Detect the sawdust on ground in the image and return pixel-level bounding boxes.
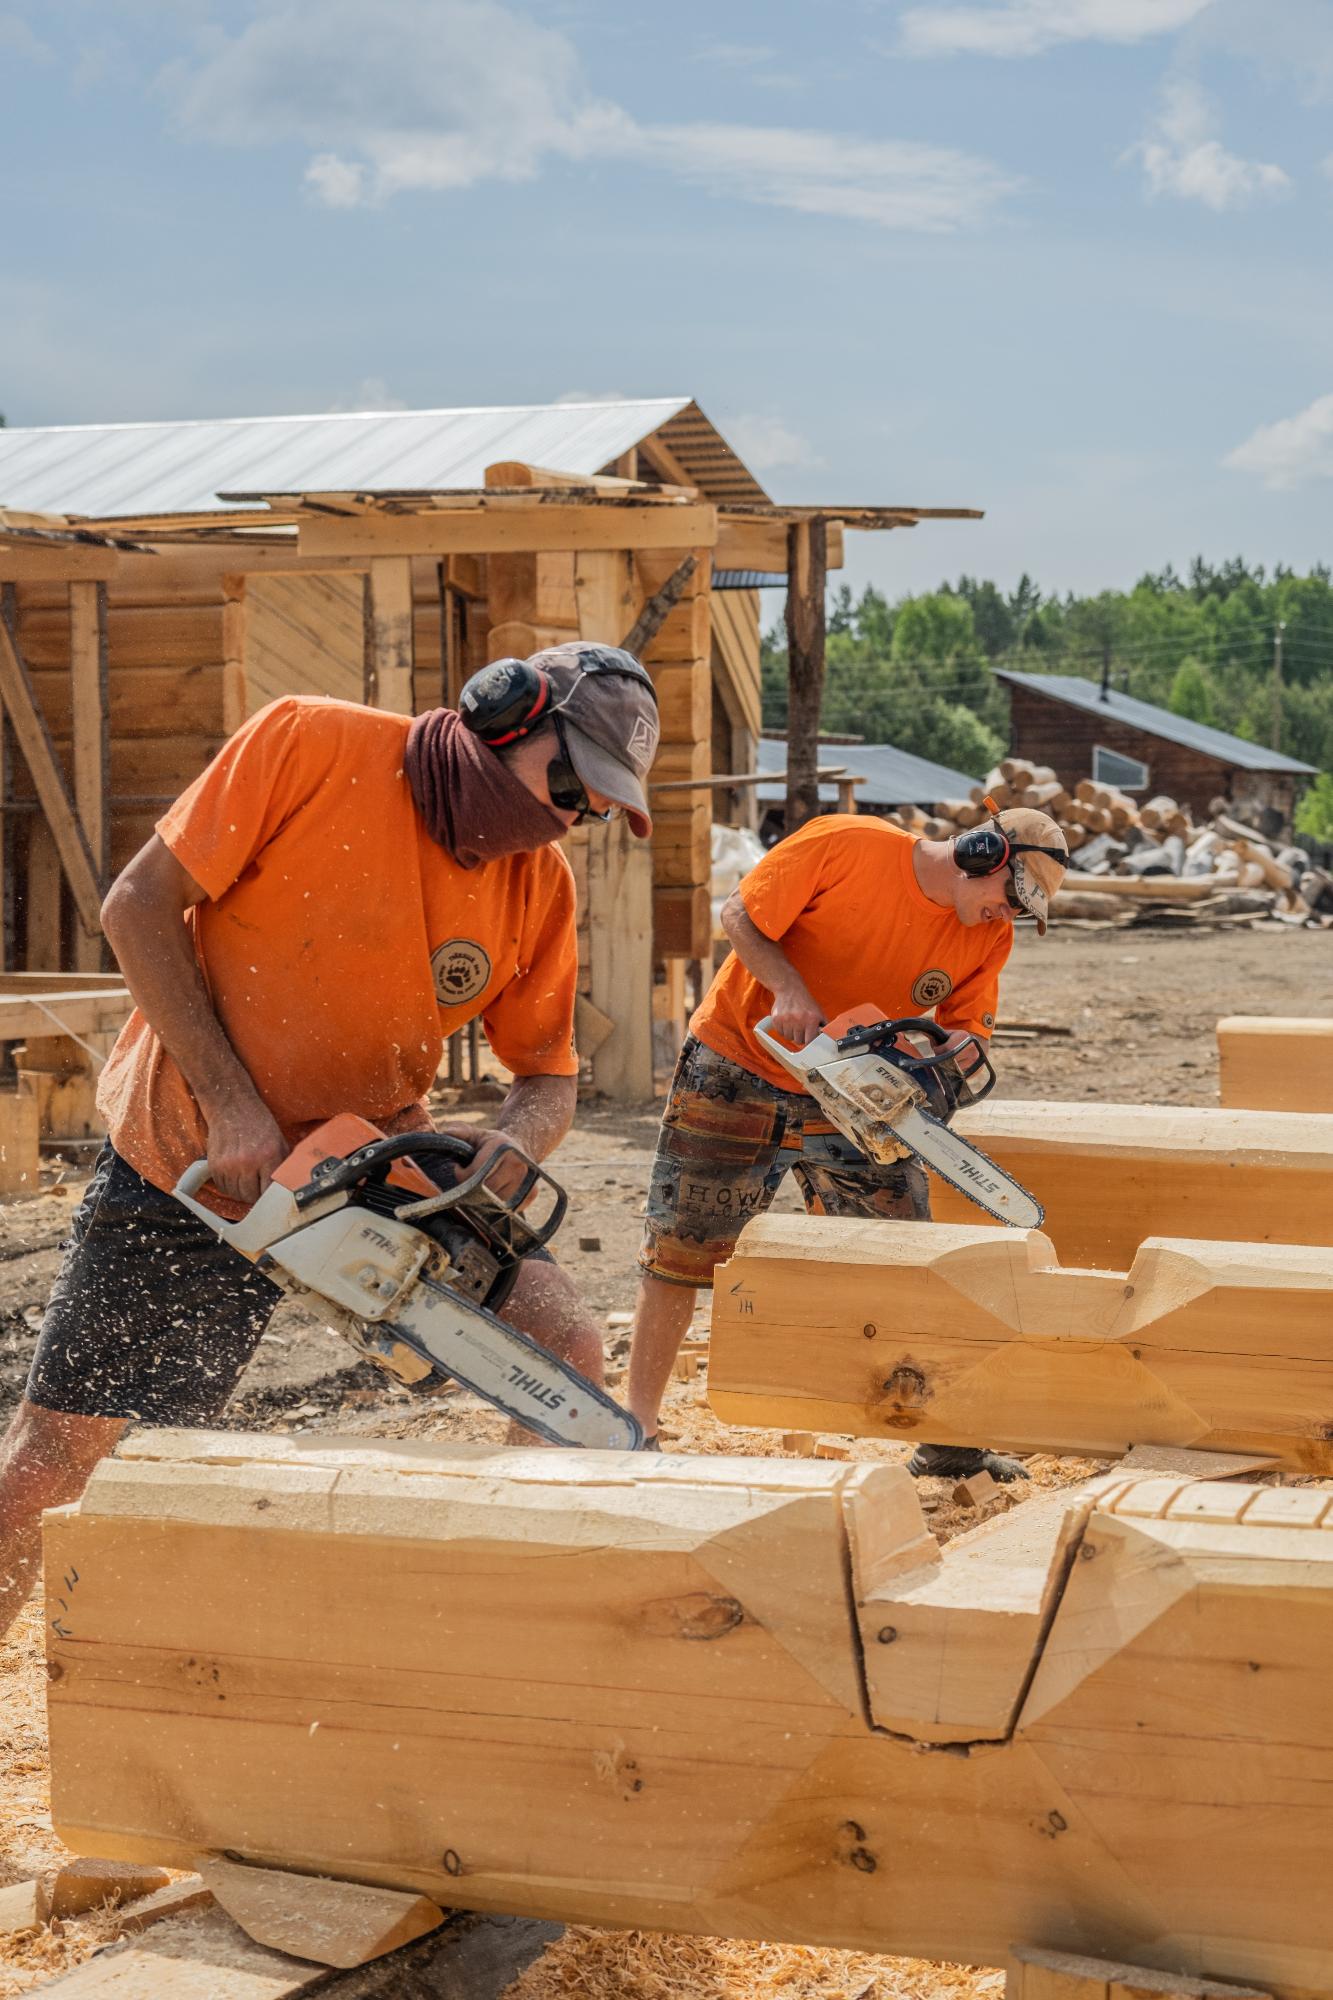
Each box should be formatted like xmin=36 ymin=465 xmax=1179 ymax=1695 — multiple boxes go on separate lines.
xmin=2 ymin=926 xmax=1332 ymax=1994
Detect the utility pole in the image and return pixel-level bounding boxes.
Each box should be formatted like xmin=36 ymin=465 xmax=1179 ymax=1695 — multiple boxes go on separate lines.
xmin=1271 ymin=619 xmax=1286 ymax=753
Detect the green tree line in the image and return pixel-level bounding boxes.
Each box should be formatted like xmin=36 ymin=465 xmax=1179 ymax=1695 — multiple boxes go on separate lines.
xmin=760 ymin=559 xmax=1333 ymax=837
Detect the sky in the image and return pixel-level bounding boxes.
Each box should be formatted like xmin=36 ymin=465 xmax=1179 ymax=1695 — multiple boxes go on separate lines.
xmin=2 ymin=0 xmax=1331 ymax=602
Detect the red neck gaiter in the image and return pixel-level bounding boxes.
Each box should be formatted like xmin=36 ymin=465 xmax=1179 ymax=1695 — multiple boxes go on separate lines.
xmin=404 ymin=707 xmax=568 ymax=870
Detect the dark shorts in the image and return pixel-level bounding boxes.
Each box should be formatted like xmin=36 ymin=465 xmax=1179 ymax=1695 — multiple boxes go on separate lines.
xmin=639 ymin=1036 xmax=930 ymax=1289
xmin=26 ymin=1142 xmax=283 ymax=1423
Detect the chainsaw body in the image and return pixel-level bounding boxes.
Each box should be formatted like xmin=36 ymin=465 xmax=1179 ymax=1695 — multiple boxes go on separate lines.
xmin=175 ymin=1116 xmax=643 ymax=1450
xmin=753 ymin=1006 xmax=1043 ymax=1229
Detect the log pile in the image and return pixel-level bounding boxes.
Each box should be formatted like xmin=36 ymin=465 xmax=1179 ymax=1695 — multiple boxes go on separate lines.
xmin=883 ymin=759 xmax=1332 ymax=931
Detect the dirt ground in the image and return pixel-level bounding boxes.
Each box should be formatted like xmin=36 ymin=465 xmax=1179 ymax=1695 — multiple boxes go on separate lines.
xmin=2 ymin=926 xmax=1332 ymax=1996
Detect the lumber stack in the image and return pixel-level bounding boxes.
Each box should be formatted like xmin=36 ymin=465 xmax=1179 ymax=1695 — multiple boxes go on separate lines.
xmin=927 ymin=1100 xmax=1333 ymax=1267
xmin=44 ymin=1430 xmax=1333 ymax=1996
xmin=1218 ymin=1015 xmax=1333 ymax=1115
xmin=882 ymin=763 xmax=1328 ymax=931
xmin=708 ymin=1215 xmax=1333 ymax=1467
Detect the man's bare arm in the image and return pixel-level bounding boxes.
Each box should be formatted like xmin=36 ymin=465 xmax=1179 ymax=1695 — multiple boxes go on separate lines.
xmin=439 ymin=1073 xmax=576 ymax=1200
xmin=100 ymin=835 xmax=286 ymax=1204
xmin=720 ymin=888 xmax=824 ymax=1045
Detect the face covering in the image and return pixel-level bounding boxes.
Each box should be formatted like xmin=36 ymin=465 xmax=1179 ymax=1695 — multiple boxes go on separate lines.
xmin=404 ymin=707 xmax=568 ymax=869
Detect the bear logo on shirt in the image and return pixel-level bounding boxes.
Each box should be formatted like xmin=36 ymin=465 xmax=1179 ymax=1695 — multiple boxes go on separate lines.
xmin=911 ymin=968 xmax=953 ymax=1007
xmin=431 ymin=939 xmax=492 ymax=1007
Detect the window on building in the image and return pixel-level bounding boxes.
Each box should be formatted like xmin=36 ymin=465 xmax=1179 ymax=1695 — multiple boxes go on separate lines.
xmin=1092 ymin=744 xmax=1149 ymax=793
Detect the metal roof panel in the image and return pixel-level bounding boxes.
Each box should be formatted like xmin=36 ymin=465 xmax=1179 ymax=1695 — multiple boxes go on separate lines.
xmin=755 ymin=737 xmax=978 ymax=806
xmin=0 ymin=399 xmax=698 ymax=519
xmin=995 ymin=669 xmax=1317 ymax=775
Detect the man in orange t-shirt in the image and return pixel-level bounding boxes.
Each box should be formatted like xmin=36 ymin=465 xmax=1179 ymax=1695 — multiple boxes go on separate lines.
xmin=628 ymin=807 xmax=1068 ymax=1479
xmin=0 ymin=644 xmax=659 ymax=1640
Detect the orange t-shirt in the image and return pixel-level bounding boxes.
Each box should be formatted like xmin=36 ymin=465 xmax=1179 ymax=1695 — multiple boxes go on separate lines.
xmin=98 ymin=696 xmax=579 ymax=1211
xmin=691 ymin=814 xmax=1012 ymax=1092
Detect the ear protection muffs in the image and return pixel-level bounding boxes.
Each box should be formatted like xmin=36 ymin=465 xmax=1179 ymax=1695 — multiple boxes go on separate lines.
xmin=457 ymin=646 xmax=658 ymax=749
xmin=952 ymin=796 xmax=1069 ymax=878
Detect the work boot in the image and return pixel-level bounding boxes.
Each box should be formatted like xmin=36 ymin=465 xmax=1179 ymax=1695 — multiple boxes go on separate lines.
xmin=906 ymin=1443 xmax=1030 ymax=1483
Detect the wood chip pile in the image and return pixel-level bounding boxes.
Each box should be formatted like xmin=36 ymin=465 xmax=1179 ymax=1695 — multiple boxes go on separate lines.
xmin=885 ymin=758 xmax=1333 ymax=932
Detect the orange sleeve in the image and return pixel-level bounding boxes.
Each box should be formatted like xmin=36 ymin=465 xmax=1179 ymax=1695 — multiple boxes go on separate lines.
xmin=482 ymin=850 xmax=579 ymax=1078
xmin=155 ymin=697 xmax=322 ymax=901
xmin=738 ymin=820 xmax=837 ymax=939
xmin=936 ymin=923 xmax=1012 ymax=1040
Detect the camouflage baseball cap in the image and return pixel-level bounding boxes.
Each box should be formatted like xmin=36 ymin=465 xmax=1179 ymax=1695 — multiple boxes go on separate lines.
xmin=527 ymin=643 xmax=660 ymax=838
xmin=997 ymin=807 xmax=1069 ymax=936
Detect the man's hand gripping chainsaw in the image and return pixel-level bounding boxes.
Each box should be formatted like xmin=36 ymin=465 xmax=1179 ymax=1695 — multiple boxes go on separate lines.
xmin=175 ymin=1114 xmax=643 ymax=1449
xmin=753 ymin=1005 xmax=1044 ymax=1228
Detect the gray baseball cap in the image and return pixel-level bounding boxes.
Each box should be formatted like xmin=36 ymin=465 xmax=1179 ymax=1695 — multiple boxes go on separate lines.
xmin=528 ymin=643 xmax=660 ymax=838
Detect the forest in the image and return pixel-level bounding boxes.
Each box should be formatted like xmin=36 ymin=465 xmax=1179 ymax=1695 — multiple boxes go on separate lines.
xmin=760 ymin=559 xmax=1333 ymax=837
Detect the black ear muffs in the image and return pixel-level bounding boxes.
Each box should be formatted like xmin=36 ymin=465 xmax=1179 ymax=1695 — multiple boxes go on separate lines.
xmin=458 ymin=659 xmax=552 ymax=746
xmin=953 ymin=797 xmax=1068 ymax=878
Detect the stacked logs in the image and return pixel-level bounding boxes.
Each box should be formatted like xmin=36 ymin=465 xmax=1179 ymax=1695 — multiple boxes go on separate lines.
xmin=882 ymin=759 xmax=1331 ymax=929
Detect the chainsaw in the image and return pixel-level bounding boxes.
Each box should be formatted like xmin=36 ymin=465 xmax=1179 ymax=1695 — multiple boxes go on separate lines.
xmin=174 ymin=1114 xmax=643 ymax=1449
xmin=753 ymin=1005 xmax=1043 ymax=1229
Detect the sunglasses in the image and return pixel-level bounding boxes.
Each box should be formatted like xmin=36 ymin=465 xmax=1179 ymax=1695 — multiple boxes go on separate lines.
xmin=546 ymin=714 xmax=613 ymax=825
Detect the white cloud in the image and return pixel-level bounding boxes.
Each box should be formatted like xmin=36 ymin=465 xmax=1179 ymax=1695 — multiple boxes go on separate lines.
xmin=0 ymin=11 xmax=52 ymax=61
xmin=163 ymin=0 xmax=1017 ymax=233
xmin=899 ymin=0 xmax=1212 ymax=59
xmin=1225 ymin=394 xmax=1333 ymax=489
xmin=1126 ymin=81 xmax=1290 ymax=210
xmin=329 ymin=376 xmax=407 ymax=412
xmin=632 ymin=124 xmax=1019 ymax=232
xmin=720 ymin=415 xmax=822 ymax=473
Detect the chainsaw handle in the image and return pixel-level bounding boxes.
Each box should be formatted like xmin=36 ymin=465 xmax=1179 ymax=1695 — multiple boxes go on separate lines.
xmin=293 ymin=1131 xmax=475 ymax=1208
xmin=173 ymin=1160 xmax=242 ymax=1245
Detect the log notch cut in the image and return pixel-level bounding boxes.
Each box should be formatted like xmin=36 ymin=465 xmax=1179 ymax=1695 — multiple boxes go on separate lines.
xmin=927 ymin=1100 xmax=1333 ymax=1267
xmin=45 ymin=1429 xmax=1333 ymax=1996
xmin=708 ymin=1215 xmax=1333 ymax=1468
xmin=1218 ymin=1016 xmax=1333 ymax=1115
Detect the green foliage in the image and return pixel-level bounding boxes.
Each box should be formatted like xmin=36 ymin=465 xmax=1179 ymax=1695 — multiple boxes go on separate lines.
xmin=760 ymin=555 xmax=1333 ymax=789
xmin=1296 ymin=773 xmax=1333 ymax=842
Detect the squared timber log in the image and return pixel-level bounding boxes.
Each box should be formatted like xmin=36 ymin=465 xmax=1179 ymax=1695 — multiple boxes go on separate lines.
xmin=708 ymin=1216 xmax=1333 ymax=1470
xmin=1217 ymin=1017 xmax=1333 ymax=1115
xmin=44 ymin=1429 xmax=1333 ymax=1998
xmin=930 ymin=1102 xmax=1333 ymax=1267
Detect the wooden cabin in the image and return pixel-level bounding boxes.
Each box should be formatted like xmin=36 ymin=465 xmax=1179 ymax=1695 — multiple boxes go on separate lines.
xmin=0 ymin=399 xmax=859 ymax=1097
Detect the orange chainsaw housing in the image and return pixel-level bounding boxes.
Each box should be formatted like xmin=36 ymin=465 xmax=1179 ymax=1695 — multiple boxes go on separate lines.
xmin=272 ymin=1115 xmax=440 ymax=1200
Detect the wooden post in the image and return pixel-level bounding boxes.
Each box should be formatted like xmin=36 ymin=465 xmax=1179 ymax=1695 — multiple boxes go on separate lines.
xmin=0 ymin=589 xmax=102 ymax=937
xmin=69 ymin=580 xmax=109 ymax=971
xmin=587 ymin=815 xmax=653 ymax=1099
xmin=221 ymin=574 xmax=248 ymax=734
xmin=364 ymin=558 xmax=415 ymax=713
xmin=25 ymin=820 xmax=63 ymax=970
xmin=785 ymin=517 xmax=827 ymax=833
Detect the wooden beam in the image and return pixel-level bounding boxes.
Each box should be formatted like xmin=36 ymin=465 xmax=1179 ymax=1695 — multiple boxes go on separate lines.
xmin=1218 ymin=1016 xmax=1333 ymax=1114
xmin=298 ymin=502 xmax=717 ymax=562
xmin=46 ymin=1431 xmax=1333 ymax=1996
xmin=364 ymin=557 xmax=415 ymax=713
xmin=586 ymin=816 xmax=653 ymax=1099
xmin=0 ymin=544 xmax=121 ymax=583
xmin=0 ymin=986 xmax=132 ymax=1043
xmin=929 ymin=1101 xmax=1333 ymax=1267
xmin=572 ymin=549 xmax=637 ymax=648
xmin=714 ymin=515 xmax=845 ymax=574
xmin=69 ymin=580 xmax=109 ymax=970
xmin=785 ymin=517 xmax=827 ymax=831
xmin=0 ymin=594 xmax=103 ymax=935
xmin=709 ymin=1214 xmax=1333 ymax=1470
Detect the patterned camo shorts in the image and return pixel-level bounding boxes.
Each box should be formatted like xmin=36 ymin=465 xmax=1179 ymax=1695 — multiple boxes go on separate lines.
xmin=639 ymin=1036 xmax=930 ymax=1289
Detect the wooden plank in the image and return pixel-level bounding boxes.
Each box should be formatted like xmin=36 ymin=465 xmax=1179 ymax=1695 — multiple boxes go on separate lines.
xmin=298 ymin=502 xmax=717 ymax=561
xmin=0 ymin=595 xmax=103 ymax=933
xmin=0 ymin=543 xmax=121 ymax=583
xmin=710 ymin=1215 xmax=1333 ymax=1470
xmin=69 ymin=580 xmax=110 ymax=970
xmin=18 ymin=603 xmax=223 ymax=671
xmin=930 ymin=1101 xmax=1333 ymax=1267
xmin=44 ymin=1435 xmax=1333 ymax=1995
xmin=364 ymin=558 xmax=415 ymax=713
xmin=25 ymin=818 xmax=64 ymax=969
xmin=1218 ymin=1017 xmax=1333 ymax=1114
xmin=0 ymin=1078 xmax=40 ymax=1194
xmin=586 ymin=816 xmax=653 ymax=1099
xmin=0 ymin=987 xmax=131 ymax=1042
xmin=573 ymin=549 xmax=637 ymax=645
xmin=1007 ymin=1945 xmax=1269 ymax=2000
xmin=711 ymin=589 xmax=762 ymax=736
xmin=199 ymin=1854 xmax=443 ymax=1967
xmin=34 ymin=1904 xmax=325 ymax=1996
xmin=223 ymin=574 xmax=247 ymax=732
xmin=243 ymin=571 xmax=365 ymax=717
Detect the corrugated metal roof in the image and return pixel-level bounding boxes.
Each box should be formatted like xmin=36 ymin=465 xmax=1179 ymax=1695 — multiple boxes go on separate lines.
xmin=755 ymin=737 xmax=977 ymax=806
xmin=0 ymin=398 xmax=715 ymax=520
xmin=995 ymin=669 xmax=1317 ymax=775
